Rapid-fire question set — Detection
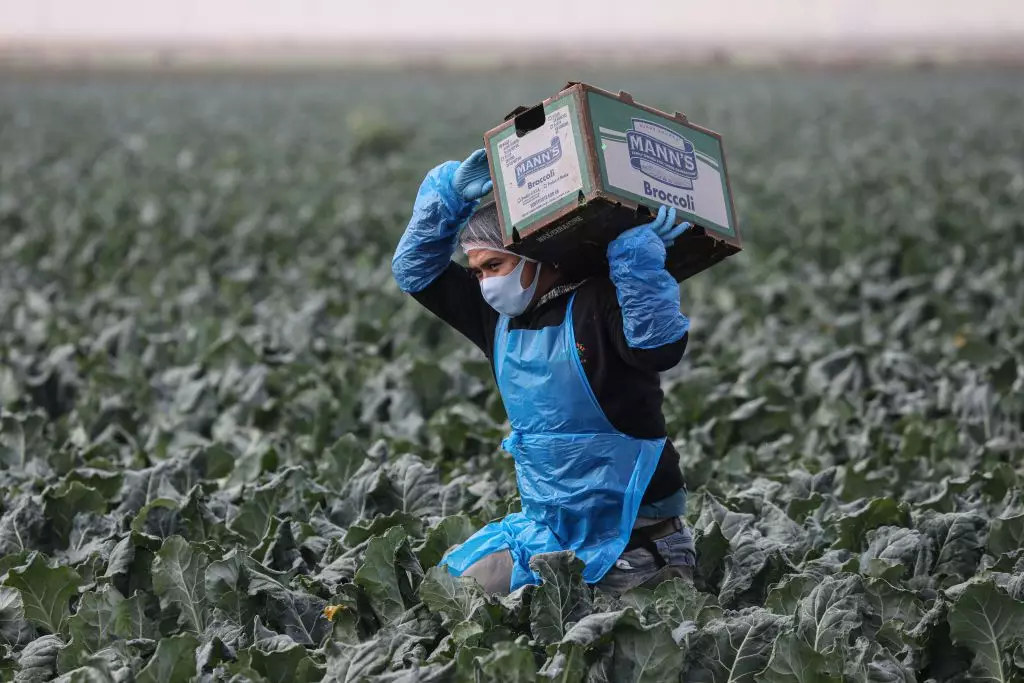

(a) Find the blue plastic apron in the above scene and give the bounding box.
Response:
[441,292,666,591]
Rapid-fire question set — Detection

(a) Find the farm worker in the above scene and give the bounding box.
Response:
[391,149,696,596]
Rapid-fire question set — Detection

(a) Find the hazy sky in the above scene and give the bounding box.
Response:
[1,0,1022,42]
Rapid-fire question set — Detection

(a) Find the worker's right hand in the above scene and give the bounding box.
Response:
[452,149,494,202]
[392,160,477,294]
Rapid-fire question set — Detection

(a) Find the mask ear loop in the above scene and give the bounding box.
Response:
[497,256,542,294]
[524,261,542,291]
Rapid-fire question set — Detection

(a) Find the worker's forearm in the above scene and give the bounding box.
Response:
[607,229,690,350]
[392,161,478,294]
[617,332,688,372]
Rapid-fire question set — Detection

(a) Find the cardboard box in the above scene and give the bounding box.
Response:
[483,82,741,282]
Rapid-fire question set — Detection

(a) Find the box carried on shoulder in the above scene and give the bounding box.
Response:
[483,82,741,283]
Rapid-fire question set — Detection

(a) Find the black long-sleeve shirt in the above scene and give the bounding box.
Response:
[412,262,686,505]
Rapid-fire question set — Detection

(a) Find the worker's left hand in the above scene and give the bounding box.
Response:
[642,205,692,247]
[612,206,692,256]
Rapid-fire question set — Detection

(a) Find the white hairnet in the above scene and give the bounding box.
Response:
[460,200,510,255]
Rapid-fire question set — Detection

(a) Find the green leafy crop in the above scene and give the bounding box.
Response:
[0,66,1022,682]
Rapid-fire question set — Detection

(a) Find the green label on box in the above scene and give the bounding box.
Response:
[588,92,735,237]
[489,94,591,239]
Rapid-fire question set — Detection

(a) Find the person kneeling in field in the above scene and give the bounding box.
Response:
[391,149,696,596]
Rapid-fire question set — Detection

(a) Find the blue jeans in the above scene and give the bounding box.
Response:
[596,522,696,596]
[459,519,696,596]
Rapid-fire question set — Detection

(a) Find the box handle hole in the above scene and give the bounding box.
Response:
[514,104,546,138]
[503,105,530,122]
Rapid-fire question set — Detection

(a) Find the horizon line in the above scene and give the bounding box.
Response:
[3,32,1024,46]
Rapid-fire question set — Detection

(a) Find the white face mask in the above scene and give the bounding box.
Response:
[480,257,541,317]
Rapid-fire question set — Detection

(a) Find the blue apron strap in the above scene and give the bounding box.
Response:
[564,292,615,431]
[493,313,510,379]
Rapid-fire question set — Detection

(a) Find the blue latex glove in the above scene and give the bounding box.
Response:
[606,205,690,349]
[392,161,478,293]
[452,149,494,202]
[643,205,692,247]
